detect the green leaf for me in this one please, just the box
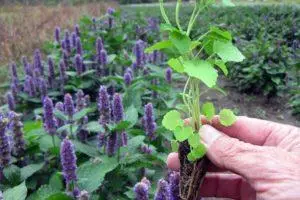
[20,163,44,181]
[72,140,99,157]
[145,40,173,53]
[46,193,72,200]
[174,126,193,142]
[162,110,184,131]
[171,140,179,152]
[219,109,237,126]
[49,173,63,191]
[53,110,68,122]
[160,23,177,32]
[213,41,245,62]
[169,31,191,55]
[85,121,104,133]
[38,135,60,153]
[187,152,197,162]
[192,143,207,158]
[222,0,235,6]
[66,71,77,77]
[201,102,215,121]
[214,60,228,76]
[183,60,218,88]
[210,27,232,41]
[168,58,184,73]
[125,105,138,127]
[27,185,58,200]
[3,165,21,185]
[77,156,119,193]
[23,121,43,134]
[3,181,27,200]
[73,107,94,121]
[188,134,200,148]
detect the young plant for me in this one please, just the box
[146,0,245,199]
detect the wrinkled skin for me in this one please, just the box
[167,116,300,200]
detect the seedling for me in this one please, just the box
[146,0,244,199]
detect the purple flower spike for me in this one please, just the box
[43,97,57,135]
[0,115,11,167]
[10,83,18,99]
[75,54,83,75]
[9,112,25,158]
[55,102,65,128]
[59,59,67,84]
[134,181,149,200]
[141,177,151,188]
[22,56,32,76]
[100,49,108,66]
[134,40,144,68]
[75,24,80,37]
[126,67,133,78]
[96,37,104,55]
[112,94,124,123]
[98,132,106,149]
[47,57,55,87]
[61,40,66,49]
[34,49,44,75]
[140,144,152,154]
[64,30,71,54]
[120,132,128,146]
[39,78,48,100]
[98,86,111,125]
[154,179,171,200]
[106,132,117,156]
[124,72,132,86]
[64,93,75,118]
[143,103,157,141]
[165,67,172,84]
[71,32,77,47]
[63,51,69,68]
[26,76,37,97]
[10,62,18,82]
[60,138,77,185]
[76,37,82,55]
[6,93,15,111]
[107,7,115,15]
[76,90,86,111]
[152,50,159,64]
[55,26,60,42]
[168,171,180,200]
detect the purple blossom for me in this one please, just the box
[76,90,86,111]
[134,181,149,200]
[124,72,132,86]
[71,32,77,47]
[74,24,80,37]
[134,40,145,68]
[98,132,106,149]
[108,17,114,29]
[63,51,69,68]
[77,116,88,142]
[143,103,157,141]
[165,67,172,84]
[152,79,158,99]
[140,144,152,154]
[168,171,180,200]
[99,49,108,66]
[141,177,151,188]
[47,57,55,87]
[112,93,124,123]
[9,112,25,158]
[152,50,159,64]
[106,132,117,156]
[39,78,48,99]
[22,56,32,76]
[61,40,66,49]
[84,95,90,107]
[0,115,11,167]
[98,86,111,125]
[147,17,159,31]
[59,59,67,84]
[107,7,115,15]
[96,37,104,55]
[64,94,75,118]
[34,49,44,75]
[10,62,18,82]
[55,102,65,128]
[54,26,61,42]
[126,67,133,78]
[120,132,128,146]
[60,138,77,185]
[10,83,18,99]
[76,37,82,55]
[25,76,37,97]
[43,97,57,135]
[6,93,15,111]
[64,30,71,54]
[154,179,171,200]
[75,54,83,75]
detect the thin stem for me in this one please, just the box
[159,0,171,24]
[175,0,183,31]
[186,3,197,36]
[52,135,56,148]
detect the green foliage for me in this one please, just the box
[3,182,27,200]
[201,102,215,121]
[219,109,237,126]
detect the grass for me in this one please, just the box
[0,2,117,71]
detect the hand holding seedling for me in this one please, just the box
[167,116,300,199]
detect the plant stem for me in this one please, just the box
[175,0,183,31]
[186,3,197,36]
[52,135,56,148]
[159,0,171,25]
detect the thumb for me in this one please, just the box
[199,125,265,180]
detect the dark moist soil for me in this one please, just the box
[202,79,300,127]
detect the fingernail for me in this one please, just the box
[199,125,222,148]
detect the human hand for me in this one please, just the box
[167,116,300,200]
